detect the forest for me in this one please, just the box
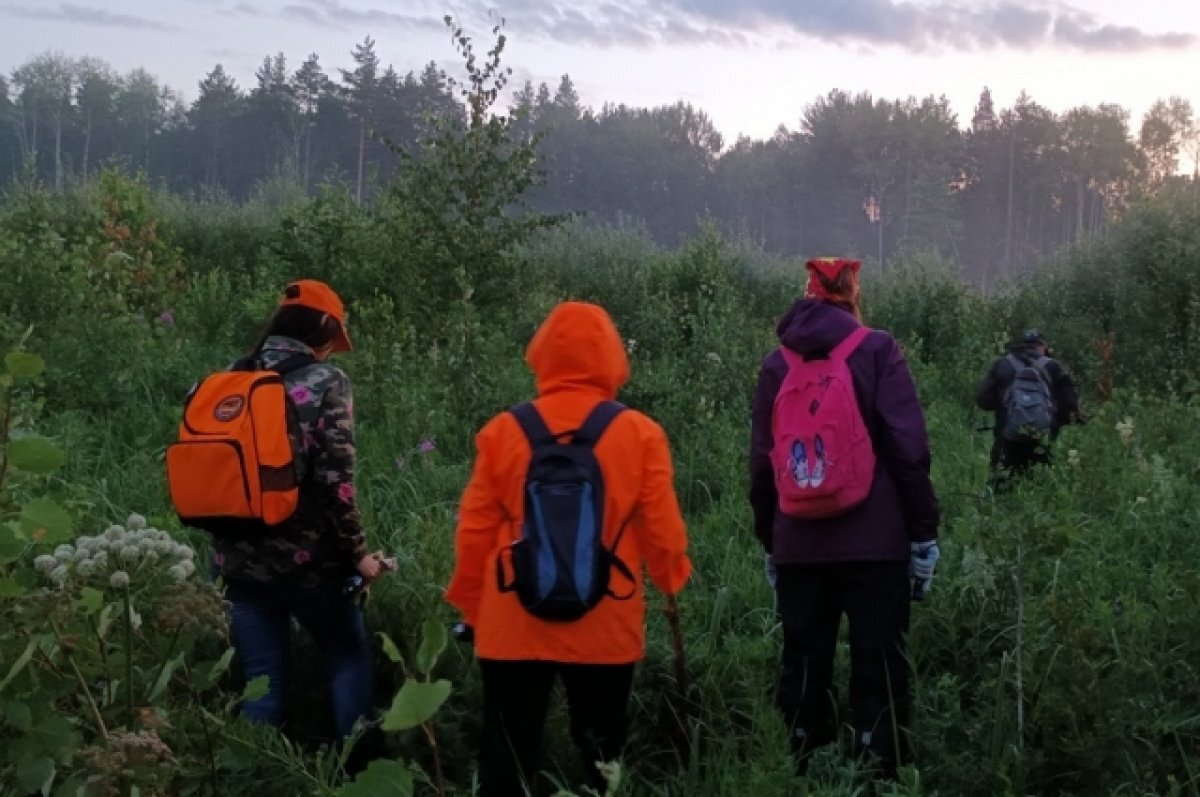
[1,18,1199,797]
[2,35,1199,285]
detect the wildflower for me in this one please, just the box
[91,551,109,569]
[73,548,92,563]
[81,730,177,796]
[126,513,147,530]
[625,338,638,354]
[1067,449,1081,467]
[337,483,355,503]
[77,560,97,578]
[293,549,311,565]
[705,351,722,364]
[110,571,130,589]
[212,552,225,567]
[34,554,58,574]
[54,544,75,561]
[154,581,228,636]
[418,438,436,453]
[76,536,98,551]
[174,545,195,561]
[178,560,195,578]
[49,565,70,586]
[104,525,125,541]
[167,564,188,583]
[158,311,175,328]
[120,545,141,563]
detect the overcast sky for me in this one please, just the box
[2,0,1198,143]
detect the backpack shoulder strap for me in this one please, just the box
[830,326,871,363]
[1007,353,1051,384]
[509,402,556,447]
[228,355,257,373]
[270,353,317,376]
[1005,353,1024,369]
[1030,356,1055,387]
[572,401,626,448]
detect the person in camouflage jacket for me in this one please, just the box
[213,334,367,588]
[217,280,384,747]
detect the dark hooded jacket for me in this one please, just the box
[749,300,939,563]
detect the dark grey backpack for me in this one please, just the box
[1000,354,1056,441]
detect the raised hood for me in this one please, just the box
[525,301,630,398]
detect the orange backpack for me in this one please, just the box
[166,355,312,530]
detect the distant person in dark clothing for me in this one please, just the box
[976,329,1081,481]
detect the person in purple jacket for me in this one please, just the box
[749,257,941,778]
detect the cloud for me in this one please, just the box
[279,0,446,34]
[218,2,264,17]
[415,0,1196,54]
[1051,12,1196,52]
[4,2,180,32]
[662,0,1196,52]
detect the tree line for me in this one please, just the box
[2,41,1198,284]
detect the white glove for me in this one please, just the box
[765,553,777,589]
[910,541,940,598]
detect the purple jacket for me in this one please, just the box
[749,300,939,563]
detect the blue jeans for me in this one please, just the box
[227,580,375,738]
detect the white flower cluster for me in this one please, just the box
[34,513,198,589]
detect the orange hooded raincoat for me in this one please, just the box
[446,302,692,664]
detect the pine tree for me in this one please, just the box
[340,36,380,204]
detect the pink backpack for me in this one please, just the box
[771,326,876,519]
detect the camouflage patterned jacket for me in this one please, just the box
[213,336,367,588]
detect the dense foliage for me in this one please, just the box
[2,33,1199,282]
[1,163,1198,795]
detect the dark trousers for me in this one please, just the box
[775,561,911,775]
[990,436,1052,491]
[227,580,375,739]
[479,659,635,797]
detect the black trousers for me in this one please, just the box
[479,659,635,797]
[990,436,1052,492]
[775,561,911,774]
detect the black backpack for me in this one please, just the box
[1000,354,1056,441]
[496,400,637,622]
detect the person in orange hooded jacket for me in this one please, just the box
[446,301,692,797]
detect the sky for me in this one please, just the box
[1,0,1199,145]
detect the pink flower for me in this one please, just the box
[158,310,175,328]
[213,552,225,566]
[293,550,311,565]
[337,483,355,503]
[418,438,436,453]
[289,385,314,405]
